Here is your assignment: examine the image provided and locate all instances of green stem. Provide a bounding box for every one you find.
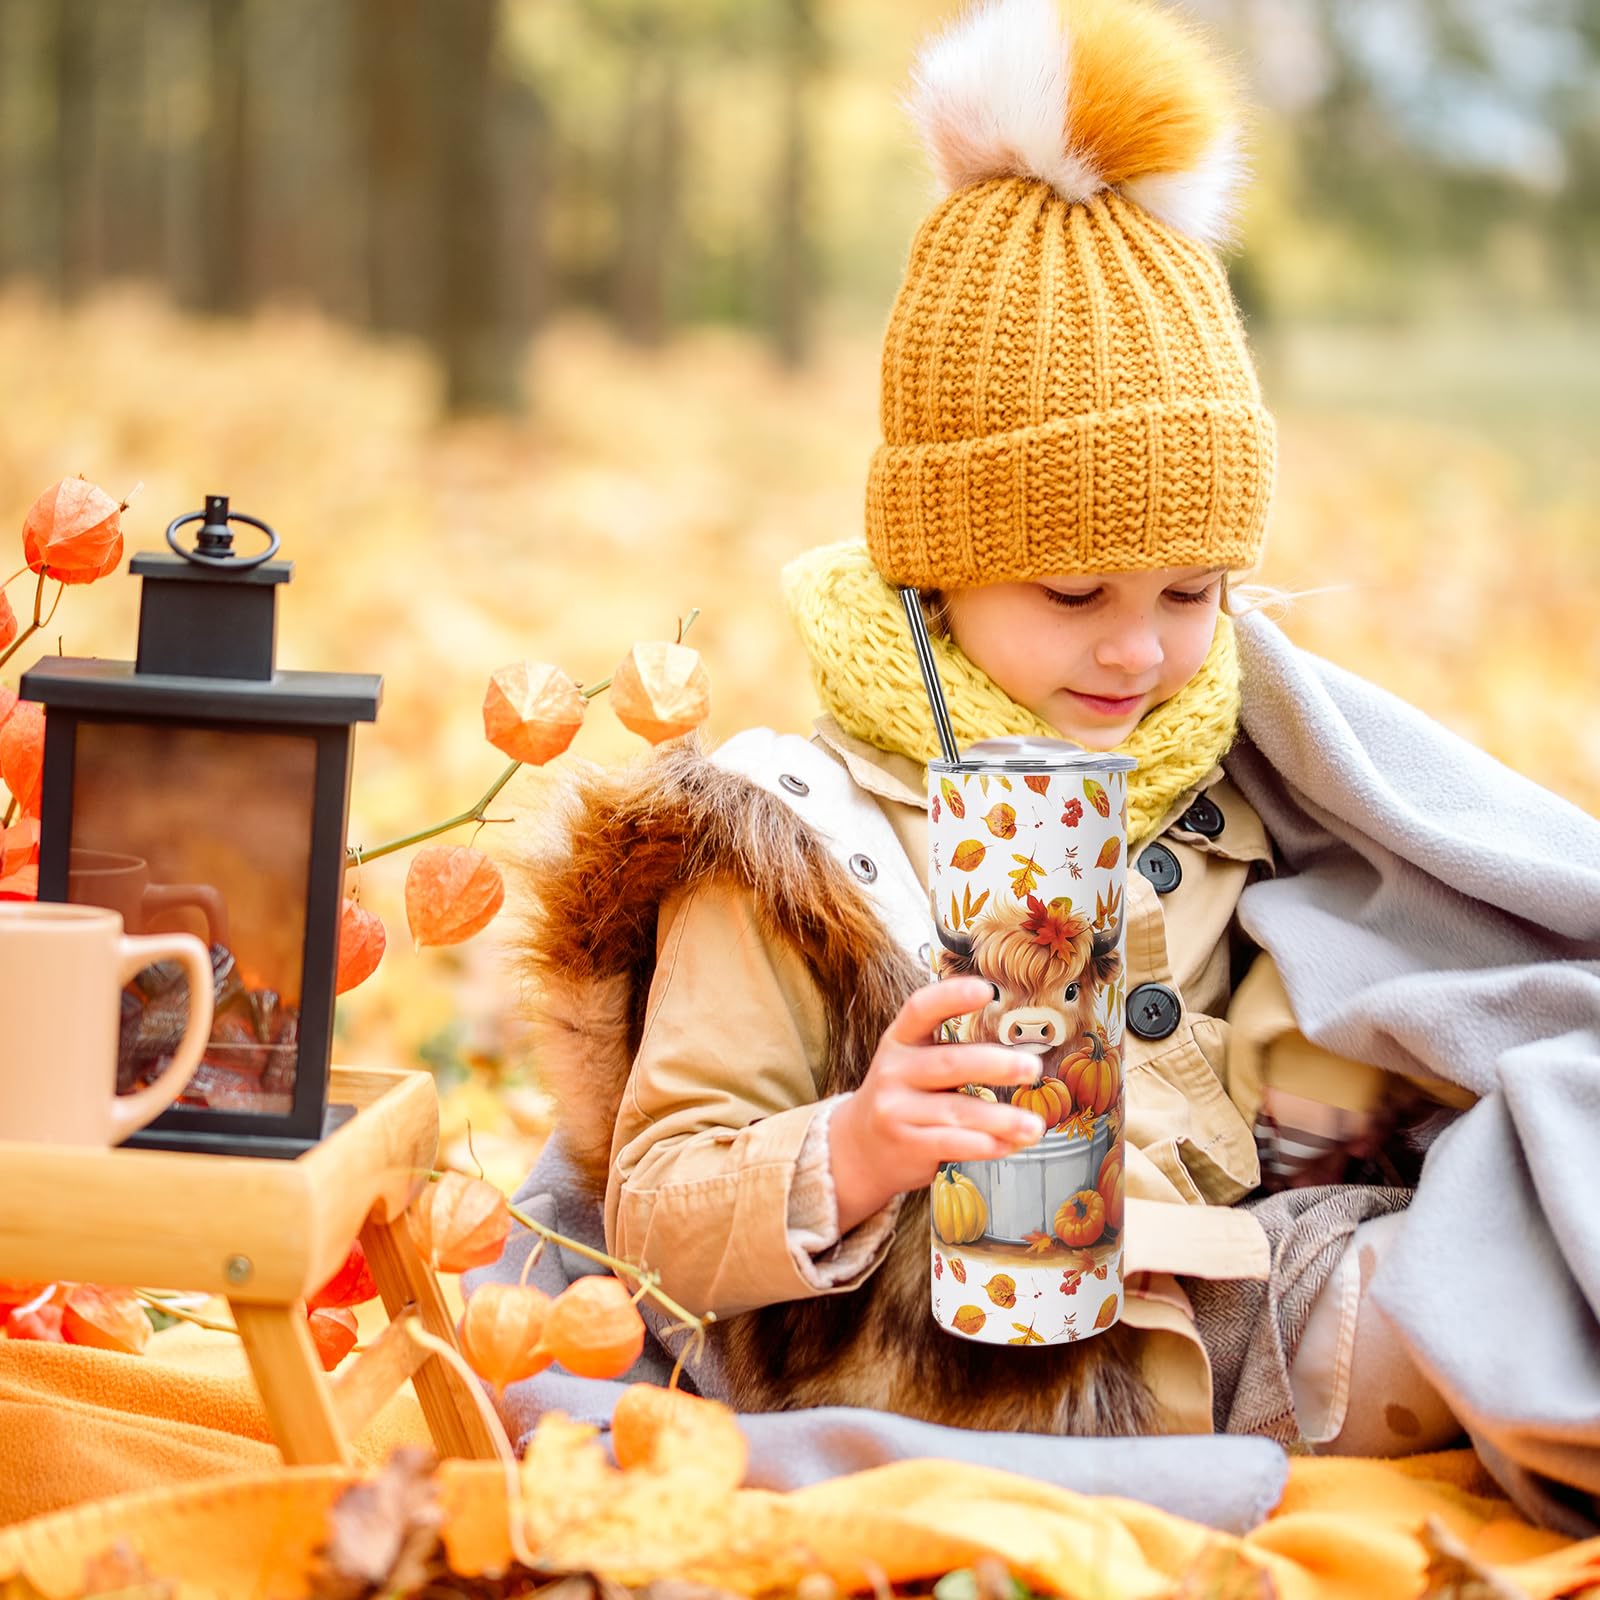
[0,573,52,672]
[345,608,700,871]
[133,1290,238,1338]
[503,1196,712,1337]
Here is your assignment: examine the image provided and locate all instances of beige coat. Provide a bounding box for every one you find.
[580,715,1388,1433]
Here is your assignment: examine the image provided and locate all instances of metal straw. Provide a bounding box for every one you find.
[898,586,961,767]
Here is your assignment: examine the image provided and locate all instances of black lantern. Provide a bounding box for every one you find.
[20,495,381,1157]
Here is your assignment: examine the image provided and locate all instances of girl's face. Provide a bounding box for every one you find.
[943,566,1225,750]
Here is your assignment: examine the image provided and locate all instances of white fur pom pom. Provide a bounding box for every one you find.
[906,0,1244,244]
[908,0,1101,204]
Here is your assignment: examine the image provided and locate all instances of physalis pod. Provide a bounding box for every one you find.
[407,1172,512,1273]
[610,1383,747,1491]
[23,476,125,585]
[335,898,386,994]
[482,661,586,765]
[458,1282,553,1393]
[539,1275,645,1379]
[610,642,710,745]
[0,700,44,818]
[405,844,504,949]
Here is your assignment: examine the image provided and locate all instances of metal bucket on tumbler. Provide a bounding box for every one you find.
[924,737,1135,1346]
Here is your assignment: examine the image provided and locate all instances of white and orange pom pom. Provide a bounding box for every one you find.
[908,0,1244,245]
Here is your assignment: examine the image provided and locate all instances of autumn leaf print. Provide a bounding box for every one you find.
[962,885,990,924]
[952,1305,985,1336]
[1095,836,1121,869]
[984,1274,1017,1309]
[1023,1231,1056,1254]
[1008,1322,1046,1346]
[951,839,986,872]
[1084,778,1111,818]
[940,778,965,819]
[978,775,990,798]
[1024,774,1051,796]
[1094,1295,1119,1330]
[931,793,940,824]
[1008,852,1043,897]
[950,1258,967,1284]
[984,803,1017,840]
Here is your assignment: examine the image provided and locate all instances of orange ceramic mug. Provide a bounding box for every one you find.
[0,902,214,1145]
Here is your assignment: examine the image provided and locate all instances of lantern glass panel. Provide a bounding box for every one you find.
[64,718,318,1117]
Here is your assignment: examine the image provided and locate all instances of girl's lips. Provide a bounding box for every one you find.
[1070,689,1146,716]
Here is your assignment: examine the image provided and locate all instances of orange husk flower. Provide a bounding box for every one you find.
[308,1240,379,1311]
[23,477,124,585]
[0,685,16,727]
[60,1284,150,1356]
[539,1275,646,1380]
[0,700,45,817]
[611,1383,747,1490]
[306,1305,359,1371]
[0,587,16,651]
[1,816,39,876]
[610,642,711,745]
[404,844,504,949]
[406,1172,512,1273]
[482,661,585,765]
[458,1282,554,1394]
[335,897,386,993]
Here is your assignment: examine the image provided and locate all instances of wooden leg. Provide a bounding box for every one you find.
[361,1212,507,1461]
[231,1300,355,1467]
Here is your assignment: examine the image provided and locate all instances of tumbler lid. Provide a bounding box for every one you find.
[932,735,1137,775]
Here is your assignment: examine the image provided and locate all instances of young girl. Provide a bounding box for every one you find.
[504,0,1600,1521]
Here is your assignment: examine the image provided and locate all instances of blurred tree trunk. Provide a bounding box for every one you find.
[201,0,252,314]
[155,0,212,309]
[55,0,99,300]
[612,36,682,347]
[772,0,819,370]
[0,0,60,284]
[425,0,520,414]
[356,0,429,335]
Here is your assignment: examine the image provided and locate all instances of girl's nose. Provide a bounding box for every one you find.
[1094,617,1163,677]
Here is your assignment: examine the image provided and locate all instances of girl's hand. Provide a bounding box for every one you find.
[828,977,1045,1236]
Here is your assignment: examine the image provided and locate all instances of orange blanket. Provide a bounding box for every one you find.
[0,1310,427,1526]
[4,1324,1600,1600]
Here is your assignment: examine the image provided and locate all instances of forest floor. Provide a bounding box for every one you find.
[4,286,1595,1173]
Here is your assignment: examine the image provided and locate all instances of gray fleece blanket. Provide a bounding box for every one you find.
[474,608,1600,1535]
[1226,608,1600,1534]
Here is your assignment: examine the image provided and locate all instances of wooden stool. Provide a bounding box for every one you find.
[0,1065,509,1466]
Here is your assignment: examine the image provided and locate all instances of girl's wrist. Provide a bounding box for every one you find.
[828,1094,899,1235]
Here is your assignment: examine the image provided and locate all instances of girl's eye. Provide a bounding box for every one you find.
[1041,587,1097,609]
[1168,584,1218,606]
[1040,581,1218,610]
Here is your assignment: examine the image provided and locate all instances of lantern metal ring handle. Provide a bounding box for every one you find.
[166,494,281,570]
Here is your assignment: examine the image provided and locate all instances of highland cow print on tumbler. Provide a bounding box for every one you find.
[927,736,1134,1346]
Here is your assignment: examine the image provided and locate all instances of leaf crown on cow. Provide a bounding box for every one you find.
[932,891,1121,1077]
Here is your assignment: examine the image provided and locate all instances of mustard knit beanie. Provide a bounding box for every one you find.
[867,0,1276,589]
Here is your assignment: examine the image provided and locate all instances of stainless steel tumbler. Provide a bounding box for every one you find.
[926,736,1135,1346]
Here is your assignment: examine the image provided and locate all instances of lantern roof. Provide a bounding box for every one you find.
[19,656,381,726]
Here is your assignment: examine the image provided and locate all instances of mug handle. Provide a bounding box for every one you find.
[110,932,216,1138]
[140,882,230,950]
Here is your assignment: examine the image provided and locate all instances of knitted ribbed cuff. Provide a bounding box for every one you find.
[866,397,1275,588]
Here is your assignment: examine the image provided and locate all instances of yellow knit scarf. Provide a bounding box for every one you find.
[781,542,1242,851]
